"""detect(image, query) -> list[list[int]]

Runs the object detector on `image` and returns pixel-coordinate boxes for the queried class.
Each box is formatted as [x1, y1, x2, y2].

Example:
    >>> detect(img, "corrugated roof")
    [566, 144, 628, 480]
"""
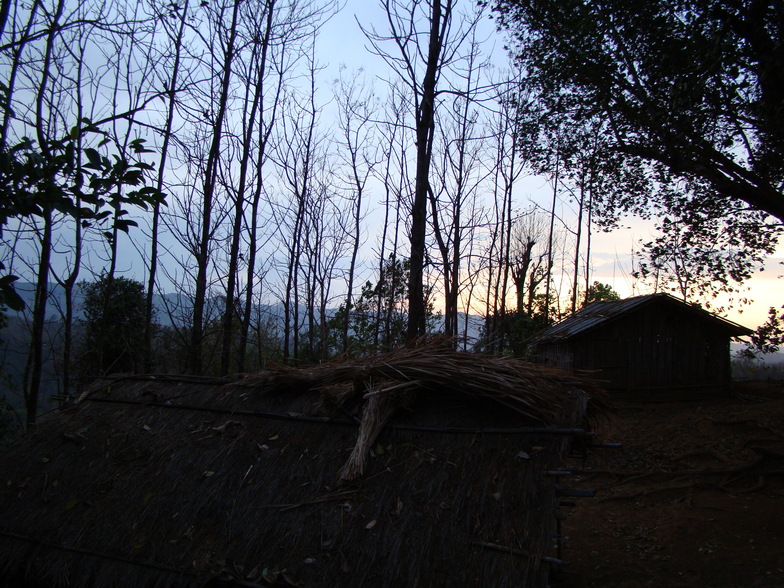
[529, 293, 752, 344]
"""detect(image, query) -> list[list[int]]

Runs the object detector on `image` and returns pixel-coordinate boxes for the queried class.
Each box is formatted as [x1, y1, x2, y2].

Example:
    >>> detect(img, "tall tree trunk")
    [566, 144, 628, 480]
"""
[26, 210, 52, 428]
[238, 0, 279, 372]
[544, 147, 559, 324]
[571, 176, 585, 314]
[145, 0, 189, 371]
[58, 38, 88, 396]
[25, 0, 64, 427]
[220, 0, 276, 375]
[406, 0, 450, 341]
[338, 73, 375, 354]
[191, 0, 240, 374]
[584, 176, 594, 307]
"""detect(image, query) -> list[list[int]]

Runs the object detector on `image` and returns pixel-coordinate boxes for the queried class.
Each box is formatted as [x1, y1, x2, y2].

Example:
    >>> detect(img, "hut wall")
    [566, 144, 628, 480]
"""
[538, 303, 734, 397]
[534, 343, 573, 371]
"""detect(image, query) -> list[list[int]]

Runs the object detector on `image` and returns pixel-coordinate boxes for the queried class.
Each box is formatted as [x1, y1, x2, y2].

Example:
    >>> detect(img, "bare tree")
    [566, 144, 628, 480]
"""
[23, 0, 66, 427]
[220, 0, 333, 372]
[427, 25, 486, 342]
[219, 0, 275, 375]
[236, 0, 287, 372]
[509, 208, 548, 315]
[362, 0, 460, 340]
[479, 70, 531, 350]
[273, 48, 322, 362]
[143, 0, 191, 370]
[190, 0, 241, 374]
[50, 10, 96, 395]
[0, 0, 42, 148]
[333, 68, 378, 353]
[373, 82, 411, 349]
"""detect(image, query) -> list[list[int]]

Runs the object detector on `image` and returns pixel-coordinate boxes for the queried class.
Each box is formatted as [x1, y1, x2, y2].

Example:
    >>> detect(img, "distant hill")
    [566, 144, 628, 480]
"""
[9, 281, 177, 326]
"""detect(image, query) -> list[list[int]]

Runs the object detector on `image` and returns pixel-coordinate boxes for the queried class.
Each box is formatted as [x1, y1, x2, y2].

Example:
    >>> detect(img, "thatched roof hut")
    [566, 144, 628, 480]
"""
[0, 347, 596, 587]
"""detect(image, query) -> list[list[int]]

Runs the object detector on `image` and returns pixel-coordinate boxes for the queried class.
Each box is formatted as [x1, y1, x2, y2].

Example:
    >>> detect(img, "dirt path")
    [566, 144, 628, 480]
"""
[556, 381, 784, 588]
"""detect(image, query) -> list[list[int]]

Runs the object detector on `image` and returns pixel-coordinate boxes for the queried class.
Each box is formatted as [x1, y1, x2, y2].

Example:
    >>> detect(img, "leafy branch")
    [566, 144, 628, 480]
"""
[0, 121, 165, 310]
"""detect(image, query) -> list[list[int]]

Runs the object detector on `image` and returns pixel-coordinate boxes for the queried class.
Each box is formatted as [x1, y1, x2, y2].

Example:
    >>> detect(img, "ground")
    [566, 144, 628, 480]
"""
[556, 380, 784, 588]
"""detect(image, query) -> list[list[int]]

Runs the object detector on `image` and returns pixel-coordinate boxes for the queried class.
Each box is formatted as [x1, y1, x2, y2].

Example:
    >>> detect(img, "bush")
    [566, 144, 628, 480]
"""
[76, 275, 148, 379]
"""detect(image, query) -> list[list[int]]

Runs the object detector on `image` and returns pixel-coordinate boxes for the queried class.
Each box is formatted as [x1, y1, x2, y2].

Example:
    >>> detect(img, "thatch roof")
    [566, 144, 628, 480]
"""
[0, 347, 597, 587]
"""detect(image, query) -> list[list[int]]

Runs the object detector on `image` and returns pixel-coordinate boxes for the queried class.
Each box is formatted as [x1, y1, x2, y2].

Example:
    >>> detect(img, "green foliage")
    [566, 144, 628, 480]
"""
[739, 306, 784, 359]
[583, 282, 621, 307]
[324, 255, 438, 357]
[326, 255, 410, 354]
[492, 0, 784, 216]
[478, 290, 558, 356]
[0, 271, 22, 312]
[478, 308, 552, 357]
[634, 210, 780, 310]
[0, 103, 165, 309]
[0, 127, 162, 230]
[491, 0, 783, 305]
[76, 276, 149, 379]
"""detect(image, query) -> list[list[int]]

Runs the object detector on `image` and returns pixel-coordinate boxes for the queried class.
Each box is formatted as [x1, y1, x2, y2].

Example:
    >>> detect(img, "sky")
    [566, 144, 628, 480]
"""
[314, 1, 782, 331]
[4, 0, 777, 333]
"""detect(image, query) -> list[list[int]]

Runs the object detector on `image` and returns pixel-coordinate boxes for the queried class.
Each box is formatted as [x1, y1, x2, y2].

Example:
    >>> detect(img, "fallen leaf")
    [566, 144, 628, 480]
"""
[203, 471, 215, 477]
[517, 451, 530, 460]
[365, 519, 377, 530]
[211, 420, 242, 433]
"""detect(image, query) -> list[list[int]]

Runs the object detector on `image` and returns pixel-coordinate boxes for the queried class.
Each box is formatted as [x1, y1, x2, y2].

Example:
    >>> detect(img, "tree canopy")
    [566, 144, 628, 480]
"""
[490, 0, 784, 222]
[77, 275, 149, 379]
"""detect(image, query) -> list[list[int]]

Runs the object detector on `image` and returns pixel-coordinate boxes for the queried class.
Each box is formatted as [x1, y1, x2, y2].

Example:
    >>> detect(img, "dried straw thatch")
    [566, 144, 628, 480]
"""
[0, 348, 599, 588]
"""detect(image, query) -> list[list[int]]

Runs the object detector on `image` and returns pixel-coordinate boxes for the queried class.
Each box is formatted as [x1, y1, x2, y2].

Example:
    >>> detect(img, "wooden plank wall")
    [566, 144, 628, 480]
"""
[536, 304, 733, 398]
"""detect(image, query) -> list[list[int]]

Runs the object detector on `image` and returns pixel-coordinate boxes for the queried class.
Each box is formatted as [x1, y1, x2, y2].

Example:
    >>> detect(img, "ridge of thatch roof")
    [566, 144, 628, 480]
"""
[0, 349, 598, 587]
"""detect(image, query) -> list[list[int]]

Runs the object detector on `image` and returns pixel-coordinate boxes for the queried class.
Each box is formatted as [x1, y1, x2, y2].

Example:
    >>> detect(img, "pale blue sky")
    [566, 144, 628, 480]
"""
[316, 0, 782, 330]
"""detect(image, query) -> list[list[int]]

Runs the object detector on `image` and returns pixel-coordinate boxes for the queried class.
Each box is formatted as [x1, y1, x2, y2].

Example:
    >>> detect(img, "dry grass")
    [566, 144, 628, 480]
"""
[238, 342, 600, 425]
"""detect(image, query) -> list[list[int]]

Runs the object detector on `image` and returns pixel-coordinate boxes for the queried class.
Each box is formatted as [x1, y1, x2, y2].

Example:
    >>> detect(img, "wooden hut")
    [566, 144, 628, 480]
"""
[529, 293, 752, 399]
[0, 347, 598, 588]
